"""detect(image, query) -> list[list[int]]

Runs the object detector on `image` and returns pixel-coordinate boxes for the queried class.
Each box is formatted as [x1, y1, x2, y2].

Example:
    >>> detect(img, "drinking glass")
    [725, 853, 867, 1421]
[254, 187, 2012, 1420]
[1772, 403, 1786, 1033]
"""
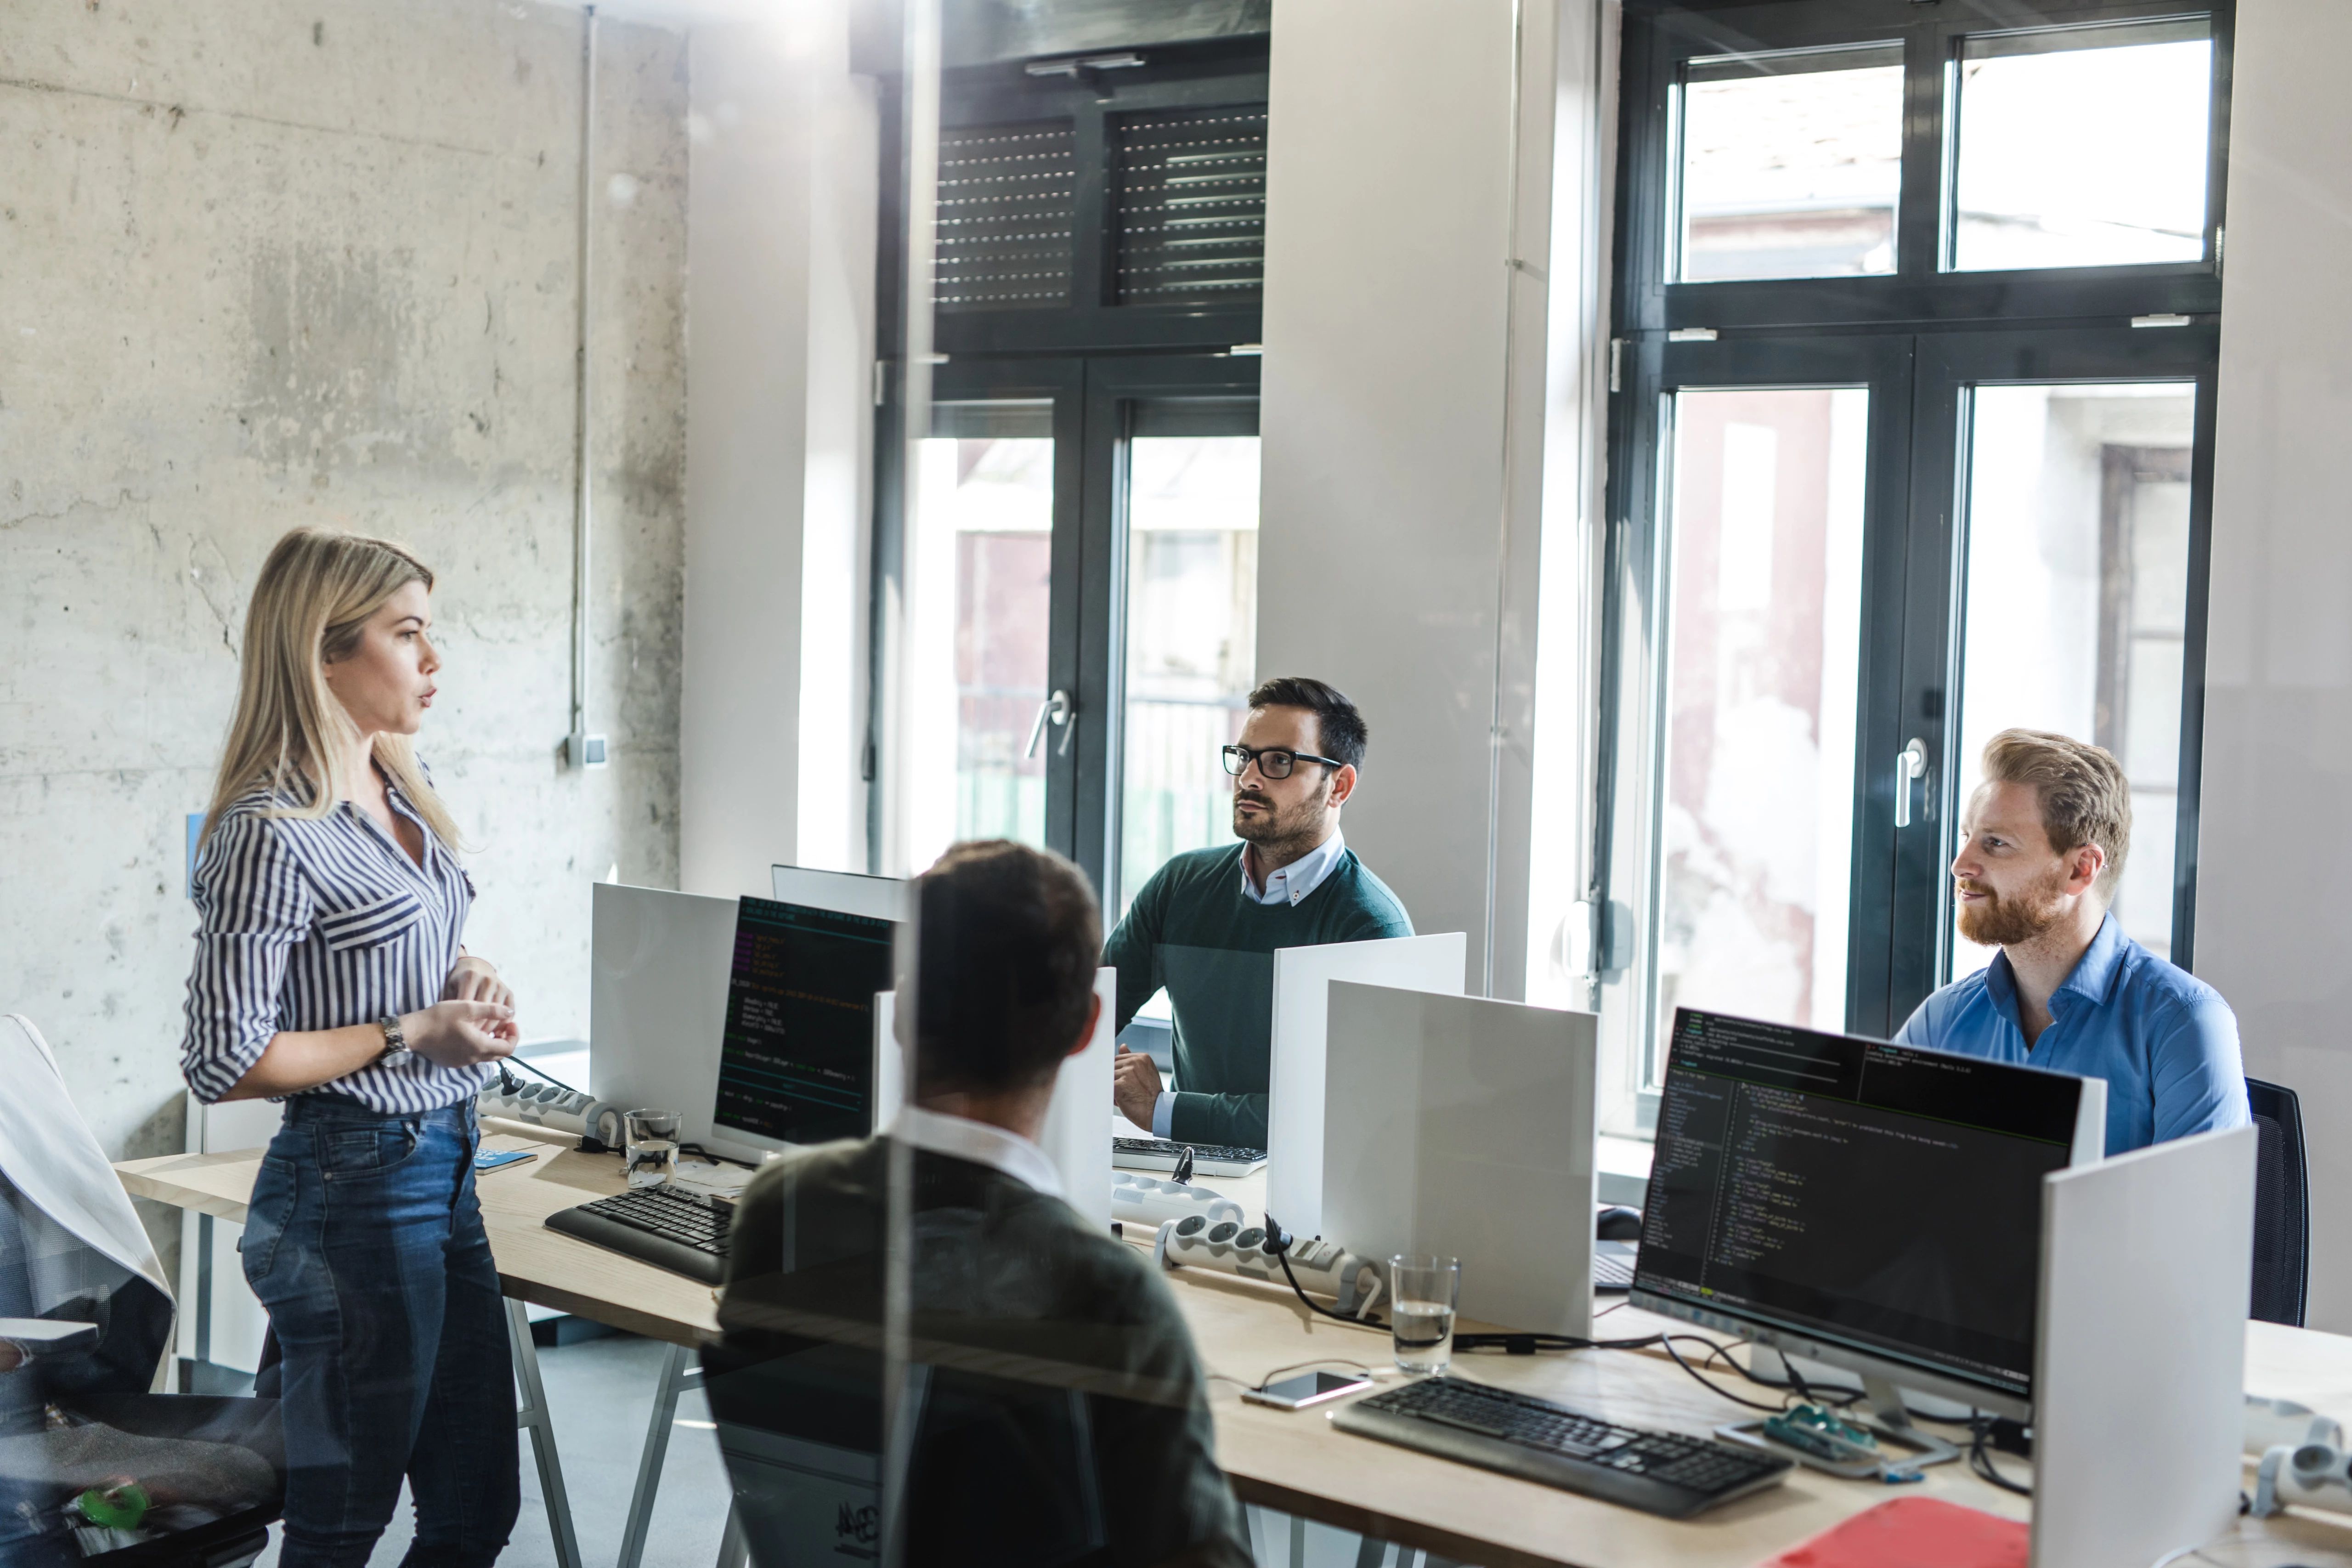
[624, 1109, 682, 1189]
[1388, 1255, 1460, 1375]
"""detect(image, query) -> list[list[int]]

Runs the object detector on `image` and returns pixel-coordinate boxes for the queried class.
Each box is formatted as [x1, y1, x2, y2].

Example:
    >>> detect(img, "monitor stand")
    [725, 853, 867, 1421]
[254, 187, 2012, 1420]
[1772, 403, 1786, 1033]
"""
[1859, 1375, 1963, 1469]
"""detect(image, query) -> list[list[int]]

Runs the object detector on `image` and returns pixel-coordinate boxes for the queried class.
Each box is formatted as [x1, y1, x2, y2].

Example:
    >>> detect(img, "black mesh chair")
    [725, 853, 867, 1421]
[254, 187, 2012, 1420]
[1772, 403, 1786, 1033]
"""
[2247, 1077, 2310, 1327]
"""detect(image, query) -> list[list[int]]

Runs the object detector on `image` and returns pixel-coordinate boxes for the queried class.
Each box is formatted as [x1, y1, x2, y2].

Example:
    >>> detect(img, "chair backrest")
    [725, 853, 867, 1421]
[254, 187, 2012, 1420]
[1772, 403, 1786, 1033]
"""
[703, 1340, 1108, 1568]
[2246, 1077, 2310, 1327]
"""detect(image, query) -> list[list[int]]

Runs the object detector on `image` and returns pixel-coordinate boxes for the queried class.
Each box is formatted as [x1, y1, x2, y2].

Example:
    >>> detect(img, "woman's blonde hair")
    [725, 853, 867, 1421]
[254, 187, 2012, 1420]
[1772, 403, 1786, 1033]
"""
[202, 527, 464, 851]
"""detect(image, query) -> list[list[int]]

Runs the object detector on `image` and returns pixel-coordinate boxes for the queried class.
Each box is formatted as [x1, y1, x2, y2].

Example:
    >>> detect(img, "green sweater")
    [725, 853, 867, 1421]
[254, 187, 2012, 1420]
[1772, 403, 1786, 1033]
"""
[1104, 843, 1413, 1147]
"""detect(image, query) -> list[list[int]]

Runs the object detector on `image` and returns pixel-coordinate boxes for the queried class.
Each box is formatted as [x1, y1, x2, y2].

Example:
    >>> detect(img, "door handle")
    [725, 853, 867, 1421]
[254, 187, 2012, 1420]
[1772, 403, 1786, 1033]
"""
[1024, 690, 1074, 759]
[1894, 737, 1928, 828]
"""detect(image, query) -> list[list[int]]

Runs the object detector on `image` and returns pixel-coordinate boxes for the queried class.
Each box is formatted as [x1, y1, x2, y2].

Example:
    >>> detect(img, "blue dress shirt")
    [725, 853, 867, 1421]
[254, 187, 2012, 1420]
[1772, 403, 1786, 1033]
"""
[1894, 912, 2250, 1155]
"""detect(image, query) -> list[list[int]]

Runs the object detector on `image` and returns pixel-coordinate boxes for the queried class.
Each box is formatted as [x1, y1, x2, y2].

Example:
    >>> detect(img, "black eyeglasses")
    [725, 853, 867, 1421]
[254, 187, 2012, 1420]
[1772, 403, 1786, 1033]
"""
[1221, 744, 1345, 780]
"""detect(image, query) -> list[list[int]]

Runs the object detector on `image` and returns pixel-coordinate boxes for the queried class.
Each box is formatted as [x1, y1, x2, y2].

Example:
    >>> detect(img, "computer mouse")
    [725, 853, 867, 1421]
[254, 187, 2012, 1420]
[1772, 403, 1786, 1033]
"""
[1595, 1205, 1643, 1242]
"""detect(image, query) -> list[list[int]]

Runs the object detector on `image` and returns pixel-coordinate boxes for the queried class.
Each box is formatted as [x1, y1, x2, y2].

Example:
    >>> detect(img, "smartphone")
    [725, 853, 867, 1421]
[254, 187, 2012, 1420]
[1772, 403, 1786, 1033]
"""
[1241, 1370, 1373, 1411]
[475, 1149, 537, 1172]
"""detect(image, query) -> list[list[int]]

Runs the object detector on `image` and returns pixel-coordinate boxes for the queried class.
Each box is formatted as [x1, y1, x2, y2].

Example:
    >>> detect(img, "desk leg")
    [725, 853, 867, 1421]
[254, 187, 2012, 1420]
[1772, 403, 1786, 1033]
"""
[508, 1300, 585, 1568]
[617, 1341, 697, 1568]
[715, 1501, 746, 1568]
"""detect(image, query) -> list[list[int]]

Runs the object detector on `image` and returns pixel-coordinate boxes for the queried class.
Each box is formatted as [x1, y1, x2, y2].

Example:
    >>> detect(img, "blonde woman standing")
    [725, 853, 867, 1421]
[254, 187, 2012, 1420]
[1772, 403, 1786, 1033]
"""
[181, 528, 521, 1567]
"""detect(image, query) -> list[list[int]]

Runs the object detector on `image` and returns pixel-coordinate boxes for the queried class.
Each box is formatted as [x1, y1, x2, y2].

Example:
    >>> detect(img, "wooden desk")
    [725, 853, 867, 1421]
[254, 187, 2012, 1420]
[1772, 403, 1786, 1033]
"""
[119, 1138, 2352, 1568]
[118, 1121, 718, 1346]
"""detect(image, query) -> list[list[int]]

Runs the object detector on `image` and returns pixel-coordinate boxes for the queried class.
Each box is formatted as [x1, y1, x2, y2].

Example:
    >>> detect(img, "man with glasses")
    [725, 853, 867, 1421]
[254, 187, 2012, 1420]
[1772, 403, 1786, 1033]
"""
[1105, 676, 1413, 1149]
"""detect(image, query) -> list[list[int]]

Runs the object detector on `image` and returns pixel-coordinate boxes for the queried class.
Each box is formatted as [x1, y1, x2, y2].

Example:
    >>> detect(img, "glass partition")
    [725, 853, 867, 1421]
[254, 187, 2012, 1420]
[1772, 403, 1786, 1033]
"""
[1951, 381, 2197, 974]
[1948, 21, 2212, 272]
[902, 400, 1056, 872]
[1119, 429, 1261, 914]
[1652, 386, 1868, 1040]
[1676, 46, 1905, 283]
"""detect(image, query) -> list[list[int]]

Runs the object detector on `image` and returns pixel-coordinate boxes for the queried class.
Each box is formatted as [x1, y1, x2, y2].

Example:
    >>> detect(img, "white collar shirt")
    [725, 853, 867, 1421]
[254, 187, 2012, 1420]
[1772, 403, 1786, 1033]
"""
[887, 1104, 1063, 1198]
[1240, 827, 1347, 907]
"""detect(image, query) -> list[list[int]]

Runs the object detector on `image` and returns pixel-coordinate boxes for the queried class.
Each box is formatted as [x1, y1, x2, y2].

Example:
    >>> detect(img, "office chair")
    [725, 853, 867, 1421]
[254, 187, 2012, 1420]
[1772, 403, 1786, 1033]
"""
[703, 1336, 1108, 1568]
[0, 1014, 284, 1567]
[2246, 1076, 2310, 1328]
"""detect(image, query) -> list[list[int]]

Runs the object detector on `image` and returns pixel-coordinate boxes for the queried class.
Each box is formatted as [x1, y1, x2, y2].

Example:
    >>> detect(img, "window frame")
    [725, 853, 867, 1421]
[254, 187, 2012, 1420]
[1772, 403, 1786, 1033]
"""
[1614, 0, 2234, 334]
[1596, 0, 2233, 1117]
[867, 43, 1271, 883]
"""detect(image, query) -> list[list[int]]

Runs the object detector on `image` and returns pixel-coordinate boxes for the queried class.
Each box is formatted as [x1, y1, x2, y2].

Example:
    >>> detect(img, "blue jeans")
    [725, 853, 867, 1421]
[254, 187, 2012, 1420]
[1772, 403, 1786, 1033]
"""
[242, 1095, 519, 1568]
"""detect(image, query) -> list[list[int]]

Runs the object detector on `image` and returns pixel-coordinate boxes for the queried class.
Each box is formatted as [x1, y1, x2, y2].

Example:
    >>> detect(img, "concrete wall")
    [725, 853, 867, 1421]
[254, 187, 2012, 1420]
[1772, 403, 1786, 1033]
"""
[680, 6, 877, 898]
[1259, 0, 1577, 994]
[2198, 0, 2352, 1330]
[0, 0, 688, 1252]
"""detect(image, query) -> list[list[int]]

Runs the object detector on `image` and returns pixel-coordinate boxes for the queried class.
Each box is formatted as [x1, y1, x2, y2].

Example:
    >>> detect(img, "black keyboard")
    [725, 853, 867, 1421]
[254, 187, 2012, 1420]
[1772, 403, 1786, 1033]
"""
[1112, 1137, 1266, 1176]
[1593, 1241, 1636, 1292]
[1333, 1376, 1790, 1518]
[544, 1184, 735, 1285]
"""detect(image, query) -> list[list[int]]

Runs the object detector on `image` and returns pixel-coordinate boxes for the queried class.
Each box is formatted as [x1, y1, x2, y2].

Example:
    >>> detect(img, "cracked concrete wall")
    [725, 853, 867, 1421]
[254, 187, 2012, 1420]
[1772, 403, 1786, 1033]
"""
[0, 0, 689, 1266]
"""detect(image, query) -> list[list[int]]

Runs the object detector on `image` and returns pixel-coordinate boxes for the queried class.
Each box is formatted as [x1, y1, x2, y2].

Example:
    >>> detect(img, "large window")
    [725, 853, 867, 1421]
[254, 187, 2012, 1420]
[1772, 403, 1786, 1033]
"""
[1599, 0, 2227, 1127]
[872, 45, 1269, 896]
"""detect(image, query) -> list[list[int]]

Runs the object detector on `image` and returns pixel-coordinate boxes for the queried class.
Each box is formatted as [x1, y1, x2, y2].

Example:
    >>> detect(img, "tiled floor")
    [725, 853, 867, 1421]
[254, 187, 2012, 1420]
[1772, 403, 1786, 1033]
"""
[253, 1328, 736, 1567]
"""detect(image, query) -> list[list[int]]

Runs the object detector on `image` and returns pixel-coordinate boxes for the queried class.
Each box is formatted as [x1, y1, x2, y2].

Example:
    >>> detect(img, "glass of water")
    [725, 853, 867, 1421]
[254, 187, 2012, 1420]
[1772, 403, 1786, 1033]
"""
[1388, 1255, 1460, 1375]
[624, 1109, 682, 1189]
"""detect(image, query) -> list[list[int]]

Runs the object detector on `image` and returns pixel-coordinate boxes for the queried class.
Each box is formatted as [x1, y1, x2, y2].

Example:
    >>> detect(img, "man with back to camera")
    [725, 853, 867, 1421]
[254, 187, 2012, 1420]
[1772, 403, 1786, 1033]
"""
[1896, 727, 2250, 1155]
[1105, 676, 1413, 1149]
[705, 840, 1252, 1568]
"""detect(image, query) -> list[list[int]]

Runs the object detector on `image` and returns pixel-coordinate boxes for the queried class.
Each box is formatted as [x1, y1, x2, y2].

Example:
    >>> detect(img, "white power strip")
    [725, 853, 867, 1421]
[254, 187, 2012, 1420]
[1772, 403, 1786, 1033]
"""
[1113, 1171, 1245, 1233]
[1154, 1216, 1385, 1318]
[478, 1072, 622, 1145]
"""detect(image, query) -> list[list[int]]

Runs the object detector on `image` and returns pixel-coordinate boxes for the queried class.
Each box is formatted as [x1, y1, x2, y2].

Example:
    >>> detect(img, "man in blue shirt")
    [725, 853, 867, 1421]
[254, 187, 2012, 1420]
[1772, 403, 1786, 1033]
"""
[1896, 728, 2249, 1155]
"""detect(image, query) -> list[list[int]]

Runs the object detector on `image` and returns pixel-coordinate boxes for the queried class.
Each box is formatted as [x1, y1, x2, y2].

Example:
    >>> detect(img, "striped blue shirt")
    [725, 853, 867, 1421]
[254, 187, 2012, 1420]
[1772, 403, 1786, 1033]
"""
[181, 772, 490, 1114]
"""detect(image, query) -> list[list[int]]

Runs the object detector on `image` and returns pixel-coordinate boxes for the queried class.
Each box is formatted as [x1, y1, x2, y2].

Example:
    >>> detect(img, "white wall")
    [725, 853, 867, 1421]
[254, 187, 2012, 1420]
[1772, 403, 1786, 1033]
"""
[2197, 0, 2352, 1330]
[1259, 0, 1598, 992]
[680, 10, 876, 897]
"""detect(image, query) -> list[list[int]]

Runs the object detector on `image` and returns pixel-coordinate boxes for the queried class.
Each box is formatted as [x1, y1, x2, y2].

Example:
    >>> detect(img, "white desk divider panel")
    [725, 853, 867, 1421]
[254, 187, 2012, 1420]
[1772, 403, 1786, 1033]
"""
[771, 862, 909, 923]
[175, 1095, 283, 1379]
[1266, 933, 1466, 1238]
[590, 883, 740, 1154]
[1036, 968, 1119, 1224]
[2031, 1123, 2256, 1568]
[1322, 982, 1598, 1340]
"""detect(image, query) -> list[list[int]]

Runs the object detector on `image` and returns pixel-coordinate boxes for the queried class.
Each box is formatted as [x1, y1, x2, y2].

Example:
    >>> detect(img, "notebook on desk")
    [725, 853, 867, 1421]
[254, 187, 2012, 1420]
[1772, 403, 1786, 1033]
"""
[1755, 1497, 2027, 1568]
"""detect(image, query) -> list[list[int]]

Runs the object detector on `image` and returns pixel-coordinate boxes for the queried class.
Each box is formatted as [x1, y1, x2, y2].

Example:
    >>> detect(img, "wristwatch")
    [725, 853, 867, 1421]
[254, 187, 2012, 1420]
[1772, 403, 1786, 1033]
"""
[377, 1014, 411, 1063]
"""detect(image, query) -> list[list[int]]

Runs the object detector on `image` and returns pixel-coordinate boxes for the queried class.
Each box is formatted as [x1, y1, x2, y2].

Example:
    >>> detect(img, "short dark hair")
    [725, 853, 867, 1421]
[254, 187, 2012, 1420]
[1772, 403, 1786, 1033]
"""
[1247, 675, 1368, 770]
[908, 840, 1103, 1093]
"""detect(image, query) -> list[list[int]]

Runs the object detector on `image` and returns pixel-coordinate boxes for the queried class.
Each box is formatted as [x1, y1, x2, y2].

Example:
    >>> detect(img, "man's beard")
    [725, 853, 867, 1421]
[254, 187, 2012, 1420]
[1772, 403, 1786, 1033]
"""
[1232, 783, 1328, 858]
[1956, 863, 2070, 947]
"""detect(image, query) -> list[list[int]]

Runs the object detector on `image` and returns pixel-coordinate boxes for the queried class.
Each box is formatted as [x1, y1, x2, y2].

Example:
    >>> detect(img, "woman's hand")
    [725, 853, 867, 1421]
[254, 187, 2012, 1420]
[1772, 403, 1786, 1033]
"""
[443, 956, 514, 1011]
[400, 1000, 519, 1068]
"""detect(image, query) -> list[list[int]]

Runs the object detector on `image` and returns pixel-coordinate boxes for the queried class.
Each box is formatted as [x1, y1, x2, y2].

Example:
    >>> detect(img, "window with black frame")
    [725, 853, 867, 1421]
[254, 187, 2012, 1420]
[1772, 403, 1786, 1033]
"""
[871, 38, 1269, 903]
[1594, 0, 2228, 1127]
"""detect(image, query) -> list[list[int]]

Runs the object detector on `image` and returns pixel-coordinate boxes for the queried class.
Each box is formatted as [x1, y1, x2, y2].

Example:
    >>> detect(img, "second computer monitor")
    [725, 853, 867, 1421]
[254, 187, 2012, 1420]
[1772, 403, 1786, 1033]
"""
[712, 896, 899, 1153]
[1630, 1007, 2105, 1421]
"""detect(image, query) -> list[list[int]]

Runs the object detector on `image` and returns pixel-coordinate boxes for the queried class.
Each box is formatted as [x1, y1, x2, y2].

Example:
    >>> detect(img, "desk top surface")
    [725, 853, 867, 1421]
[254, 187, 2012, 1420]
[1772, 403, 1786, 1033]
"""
[116, 1134, 2352, 1568]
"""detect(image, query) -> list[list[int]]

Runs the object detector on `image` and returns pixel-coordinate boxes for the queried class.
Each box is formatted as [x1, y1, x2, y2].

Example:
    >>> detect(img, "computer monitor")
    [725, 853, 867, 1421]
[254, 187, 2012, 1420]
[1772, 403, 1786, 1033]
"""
[1629, 1007, 2106, 1422]
[771, 863, 909, 924]
[712, 896, 899, 1155]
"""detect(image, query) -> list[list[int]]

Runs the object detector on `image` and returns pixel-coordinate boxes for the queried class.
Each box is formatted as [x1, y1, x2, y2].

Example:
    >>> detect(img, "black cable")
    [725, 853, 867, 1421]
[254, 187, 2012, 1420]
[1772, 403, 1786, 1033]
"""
[502, 1055, 581, 1093]
[1966, 1417, 2032, 1496]
[1258, 1214, 1654, 1351]
[678, 1142, 760, 1171]
[1657, 1335, 1792, 1413]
